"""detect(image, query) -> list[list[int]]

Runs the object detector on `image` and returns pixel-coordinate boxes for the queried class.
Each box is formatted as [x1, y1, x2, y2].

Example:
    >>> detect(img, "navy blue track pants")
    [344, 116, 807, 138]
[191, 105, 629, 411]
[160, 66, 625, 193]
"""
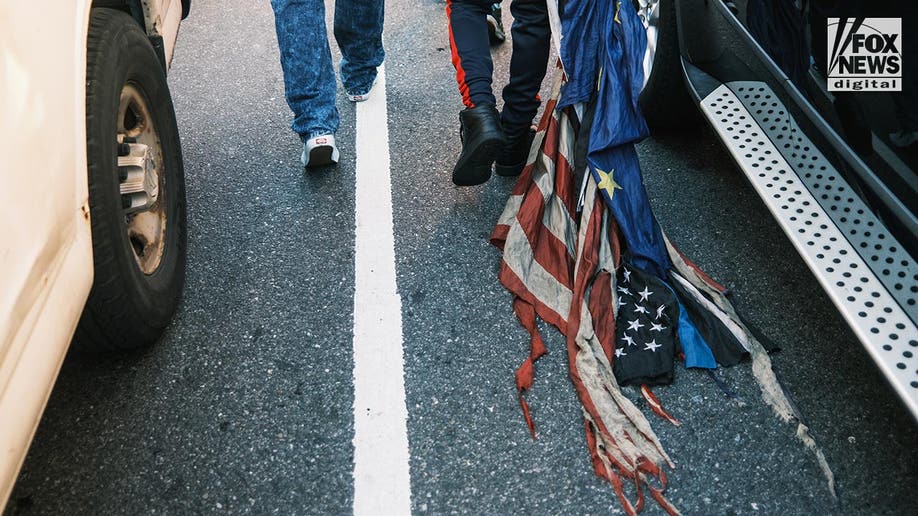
[446, 0, 551, 135]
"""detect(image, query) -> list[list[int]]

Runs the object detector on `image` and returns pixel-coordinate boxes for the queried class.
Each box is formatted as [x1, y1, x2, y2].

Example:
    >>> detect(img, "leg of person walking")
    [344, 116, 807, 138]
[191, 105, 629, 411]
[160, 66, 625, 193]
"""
[271, 0, 340, 167]
[334, 0, 386, 102]
[495, 0, 551, 176]
[447, 0, 506, 186]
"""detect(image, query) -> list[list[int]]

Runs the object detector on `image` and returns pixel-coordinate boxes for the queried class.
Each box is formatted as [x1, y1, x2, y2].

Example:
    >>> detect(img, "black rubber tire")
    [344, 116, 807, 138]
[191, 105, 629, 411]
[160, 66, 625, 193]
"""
[74, 8, 187, 352]
[638, 0, 700, 129]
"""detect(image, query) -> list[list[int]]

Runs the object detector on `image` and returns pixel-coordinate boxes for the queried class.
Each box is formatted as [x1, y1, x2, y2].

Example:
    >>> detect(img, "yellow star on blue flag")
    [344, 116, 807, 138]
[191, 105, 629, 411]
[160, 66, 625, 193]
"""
[595, 168, 623, 199]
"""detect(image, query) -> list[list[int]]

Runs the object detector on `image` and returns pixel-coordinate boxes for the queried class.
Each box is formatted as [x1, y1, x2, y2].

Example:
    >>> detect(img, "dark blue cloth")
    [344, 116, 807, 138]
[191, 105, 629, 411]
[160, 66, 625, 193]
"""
[568, 0, 670, 277]
[588, 147, 669, 278]
[557, 0, 605, 108]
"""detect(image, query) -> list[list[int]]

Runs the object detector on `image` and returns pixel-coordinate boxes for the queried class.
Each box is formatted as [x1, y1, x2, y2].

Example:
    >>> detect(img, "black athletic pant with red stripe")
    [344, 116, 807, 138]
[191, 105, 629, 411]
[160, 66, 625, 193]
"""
[446, 0, 551, 137]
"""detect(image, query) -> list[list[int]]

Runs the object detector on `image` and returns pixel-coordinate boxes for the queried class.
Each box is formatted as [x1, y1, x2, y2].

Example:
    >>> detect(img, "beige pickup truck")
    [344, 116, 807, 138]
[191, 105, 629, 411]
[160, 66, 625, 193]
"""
[0, 0, 189, 506]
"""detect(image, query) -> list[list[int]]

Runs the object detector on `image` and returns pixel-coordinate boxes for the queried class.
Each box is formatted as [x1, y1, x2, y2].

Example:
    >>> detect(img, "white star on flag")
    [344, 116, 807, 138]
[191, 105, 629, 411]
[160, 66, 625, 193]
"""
[644, 339, 661, 353]
[633, 305, 649, 314]
[638, 286, 653, 302]
[618, 296, 627, 308]
[654, 305, 666, 320]
[615, 348, 627, 358]
[623, 268, 632, 282]
[617, 286, 632, 295]
[623, 334, 636, 347]
[650, 322, 665, 332]
[627, 319, 644, 331]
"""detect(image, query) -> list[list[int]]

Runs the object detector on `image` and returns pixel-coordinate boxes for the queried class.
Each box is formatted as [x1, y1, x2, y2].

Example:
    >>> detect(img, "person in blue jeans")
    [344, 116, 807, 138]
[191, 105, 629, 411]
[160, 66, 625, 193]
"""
[271, 0, 385, 168]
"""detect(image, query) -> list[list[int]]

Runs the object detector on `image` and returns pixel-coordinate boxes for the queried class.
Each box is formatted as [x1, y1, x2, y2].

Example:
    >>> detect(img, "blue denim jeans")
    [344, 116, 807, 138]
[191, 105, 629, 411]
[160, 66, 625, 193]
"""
[271, 0, 385, 140]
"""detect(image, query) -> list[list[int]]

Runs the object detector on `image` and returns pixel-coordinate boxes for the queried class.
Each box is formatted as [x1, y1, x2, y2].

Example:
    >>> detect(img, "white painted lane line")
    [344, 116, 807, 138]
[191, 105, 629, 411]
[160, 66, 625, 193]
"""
[351, 65, 412, 516]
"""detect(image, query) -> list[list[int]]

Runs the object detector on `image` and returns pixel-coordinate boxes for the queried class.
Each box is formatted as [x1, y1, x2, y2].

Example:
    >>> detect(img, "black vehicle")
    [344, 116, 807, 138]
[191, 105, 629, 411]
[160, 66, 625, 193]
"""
[637, 0, 917, 416]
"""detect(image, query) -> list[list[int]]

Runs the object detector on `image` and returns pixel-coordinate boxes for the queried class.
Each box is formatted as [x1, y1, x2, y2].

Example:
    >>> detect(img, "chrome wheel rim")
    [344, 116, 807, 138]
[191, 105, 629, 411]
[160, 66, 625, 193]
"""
[117, 84, 166, 275]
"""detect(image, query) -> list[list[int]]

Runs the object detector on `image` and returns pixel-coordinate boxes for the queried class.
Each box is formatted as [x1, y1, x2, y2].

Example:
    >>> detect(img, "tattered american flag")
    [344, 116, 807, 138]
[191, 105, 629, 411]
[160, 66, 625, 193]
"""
[491, 73, 678, 513]
[490, 70, 835, 515]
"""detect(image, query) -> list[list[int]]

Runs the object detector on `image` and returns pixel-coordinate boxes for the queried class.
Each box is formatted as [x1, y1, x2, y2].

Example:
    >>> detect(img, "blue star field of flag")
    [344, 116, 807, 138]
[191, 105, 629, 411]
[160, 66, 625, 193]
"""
[612, 265, 681, 385]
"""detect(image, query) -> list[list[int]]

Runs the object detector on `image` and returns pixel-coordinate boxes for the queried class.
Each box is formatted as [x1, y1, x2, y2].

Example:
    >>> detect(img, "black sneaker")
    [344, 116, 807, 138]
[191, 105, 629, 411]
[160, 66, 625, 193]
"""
[453, 104, 506, 186]
[486, 3, 506, 46]
[495, 128, 535, 177]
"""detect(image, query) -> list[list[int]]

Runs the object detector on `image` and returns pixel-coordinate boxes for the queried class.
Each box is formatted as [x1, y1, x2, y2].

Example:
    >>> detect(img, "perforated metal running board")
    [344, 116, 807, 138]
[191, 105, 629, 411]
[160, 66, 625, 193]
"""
[699, 83, 918, 418]
[727, 81, 916, 320]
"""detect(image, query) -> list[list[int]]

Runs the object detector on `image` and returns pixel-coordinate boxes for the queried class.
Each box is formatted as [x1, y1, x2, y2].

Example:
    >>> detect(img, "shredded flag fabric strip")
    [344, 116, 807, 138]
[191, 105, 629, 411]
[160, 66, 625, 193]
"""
[490, 1, 835, 514]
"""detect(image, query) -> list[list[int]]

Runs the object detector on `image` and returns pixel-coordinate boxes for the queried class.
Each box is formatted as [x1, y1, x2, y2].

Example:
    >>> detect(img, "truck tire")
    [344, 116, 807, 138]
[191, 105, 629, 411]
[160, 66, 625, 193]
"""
[74, 8, 187, 351]
[637, 0, 700, 129]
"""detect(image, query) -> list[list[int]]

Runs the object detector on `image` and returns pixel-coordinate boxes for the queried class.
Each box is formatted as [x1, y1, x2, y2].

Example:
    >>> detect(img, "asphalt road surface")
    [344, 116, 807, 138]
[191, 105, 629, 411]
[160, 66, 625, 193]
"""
[6, 1, 917, 515]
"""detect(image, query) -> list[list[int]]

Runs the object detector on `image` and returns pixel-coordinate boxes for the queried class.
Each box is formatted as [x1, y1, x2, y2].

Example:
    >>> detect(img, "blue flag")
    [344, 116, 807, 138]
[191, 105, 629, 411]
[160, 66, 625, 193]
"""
[560, 0, 671, 278]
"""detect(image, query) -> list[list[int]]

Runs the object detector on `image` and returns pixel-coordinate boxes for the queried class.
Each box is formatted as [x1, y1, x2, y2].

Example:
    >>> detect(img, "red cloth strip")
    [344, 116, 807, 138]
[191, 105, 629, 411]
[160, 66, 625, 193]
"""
[512, 297, 549, 438]
[641, 385, 682, 426]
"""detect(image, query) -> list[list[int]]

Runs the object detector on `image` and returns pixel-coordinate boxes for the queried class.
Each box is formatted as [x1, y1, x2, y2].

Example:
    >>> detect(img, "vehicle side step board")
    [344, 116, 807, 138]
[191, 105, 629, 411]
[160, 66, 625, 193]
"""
[727, 81, 917, 319]
[699, 82, 918, 418]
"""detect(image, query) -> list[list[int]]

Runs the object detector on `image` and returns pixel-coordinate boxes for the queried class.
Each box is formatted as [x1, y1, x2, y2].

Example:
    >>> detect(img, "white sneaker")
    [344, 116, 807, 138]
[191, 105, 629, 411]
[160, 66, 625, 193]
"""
[301, 134, 340, 168]
[346, 91, 370, 103]
[346, 77, 376, 103]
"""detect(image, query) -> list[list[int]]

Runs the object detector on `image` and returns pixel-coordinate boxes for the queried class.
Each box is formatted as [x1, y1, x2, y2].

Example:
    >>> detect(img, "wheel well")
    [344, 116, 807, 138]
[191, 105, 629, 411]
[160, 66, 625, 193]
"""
[90, 0, 170, 72]
[91, 0, 145, 31]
